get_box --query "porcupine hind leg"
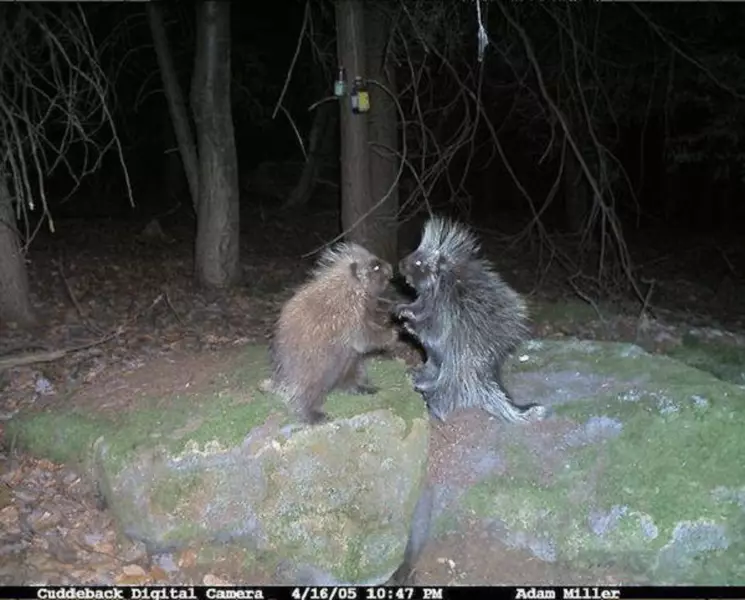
[484,398,547,423]
[338,356,379,395]
[402,333,445,420]
[340,314,399,395]
[413,357,451,423]
[409,319,448,394]
[481,368,547,424]
[290,380,332,425]
[496,360,548,421]
[419,384,449,422]
[398,317,432,386]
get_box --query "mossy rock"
[665,332,745,385]
[460,339,745,585]
[5,345,428,584]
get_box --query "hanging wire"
[475,0,490,62]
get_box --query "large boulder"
[447,339,745,585]
[6,346,429,584]
[10,338,744,585]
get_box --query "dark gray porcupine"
[261,242,397,425]
[393,216,546,423]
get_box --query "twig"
[635,278,655,340]
[279,105,307,160]
[1,4,133,256]
[54,257,104,336]
[0,342,106,371]
[0,294,165,371]
[716,245,737,277]
[630,4,745,101]
[300,76,411,258]
[568,274,606,326]
[163,290,186,327]
[272,0,310,120]
[639,278,655,320]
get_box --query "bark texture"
[336,0,376,251]
[191,1,240,289]
[148,3,199,211]
[0,175,36,327]
[364,1,399,264]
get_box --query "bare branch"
[0,3,132,247]
[272,0,311,120]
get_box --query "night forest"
[0,0,744,588]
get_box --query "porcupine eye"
[406,256,425,286]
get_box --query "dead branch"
[0,293,165,371]
[277,0,677,301]
[630,4,745,101]
[54,257,105,337]
[568,274,606,326]
[0,4,133,246]
[272,0,311,121]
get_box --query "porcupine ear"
[349,261,360,281]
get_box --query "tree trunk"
[191,1,240,288]
[147,3,200,213]
[364,1,399,264]
[0,174,36,327]
[284,102,334,209]
[335,0,377,251]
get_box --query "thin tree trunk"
[365,1,399,264]
[336,0,376,250]
[147,3,200,212]
[0,174,36,327]
[191,1,240,288]
[284,102,333,209]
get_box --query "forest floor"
[1,208,744,586]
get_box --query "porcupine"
[261,242,397,425]
[393,216,546,423]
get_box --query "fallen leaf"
[121,564,147,577]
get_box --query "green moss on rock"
[464,339,745,584]
[5,344,428,585]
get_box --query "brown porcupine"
[262,242,397,425]
[393,216,547,424]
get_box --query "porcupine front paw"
[408,364,436,394]
[401,320,419,339]
[393,303,416,323]
[412,371,436,394]
[302,409,330,425]
[346,383,380,395]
